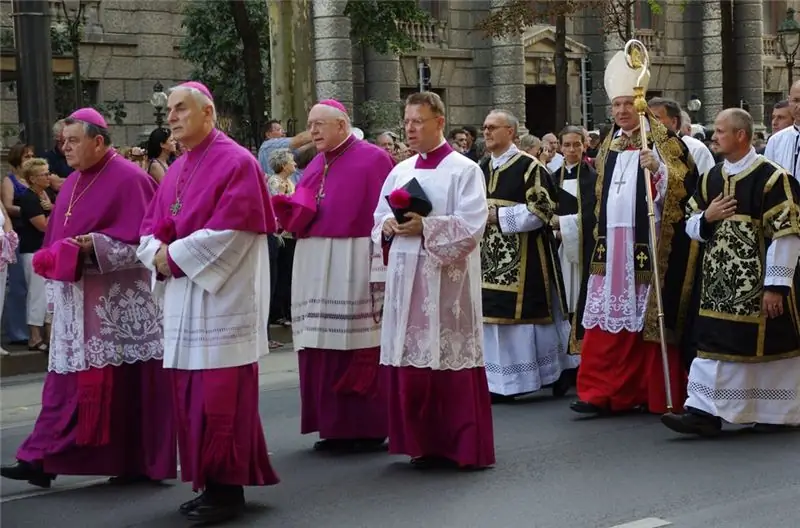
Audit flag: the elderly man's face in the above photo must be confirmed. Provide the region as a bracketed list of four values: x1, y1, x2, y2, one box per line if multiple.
[167, 90, 212, 145]
[62, 123, 105, 170]
[376, 134, 395, 154]
[307, 105, 348, 153]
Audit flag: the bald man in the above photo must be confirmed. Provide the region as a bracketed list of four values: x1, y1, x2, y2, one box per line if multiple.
[663, 108, 800, 436]
[542, 132, 563, 172]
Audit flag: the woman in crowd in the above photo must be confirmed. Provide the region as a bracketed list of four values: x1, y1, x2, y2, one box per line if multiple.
[145, 127, 176, 183]
[0, 202, 19, 355]
[268, 148, 297, 329]
[16, 159, 55, 352]
[1, 143, 35, 346]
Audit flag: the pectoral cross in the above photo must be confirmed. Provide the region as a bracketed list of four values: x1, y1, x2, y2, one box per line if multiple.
[170, 200, 182, 216]
[613, 174, 627, 194]
[636, 251, 649, 269]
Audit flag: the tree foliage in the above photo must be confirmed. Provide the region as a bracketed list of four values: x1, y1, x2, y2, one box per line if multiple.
[476, 0, 669, 42]
[179, 0, 270, 124]
[345, 0, 430, 54]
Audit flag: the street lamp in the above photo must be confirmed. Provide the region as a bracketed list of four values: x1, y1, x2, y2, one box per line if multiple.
[687, 96, 702, 113]
[778, 8, 800, 91]
[150, 81, 167, 128]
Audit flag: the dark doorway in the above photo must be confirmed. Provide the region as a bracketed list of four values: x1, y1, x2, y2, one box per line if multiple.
[525, 84, 556, 138]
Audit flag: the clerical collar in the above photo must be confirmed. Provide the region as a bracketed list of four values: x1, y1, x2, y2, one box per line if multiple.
[186, 128, 219, 160]
[615, 120, 650, 138]
[415, 140, 453, 169]
[565, 161, 579, 171]
[490, 144, 519, 169]
[326, 134, 357, 161]
[83, 149, 116, 173]
[723, 147, 757, 175]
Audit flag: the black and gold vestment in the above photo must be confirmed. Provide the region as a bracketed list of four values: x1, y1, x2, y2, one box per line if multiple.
[479, 152, 566, 324]
[569, 116, 702, 353]
[688, 157, 800, 362]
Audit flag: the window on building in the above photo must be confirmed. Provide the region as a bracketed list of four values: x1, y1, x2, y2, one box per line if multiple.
[418, 0, 445, 20]
[635, 0, 654, 30]
[54, 79, 99, 119]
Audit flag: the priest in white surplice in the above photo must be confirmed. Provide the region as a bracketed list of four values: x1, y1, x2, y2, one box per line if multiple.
[662, 108, 800, 436]
[764, 80, 800, 182]
[479, 110, 578, 402]
[373, 91, 495, 469]
[649, 97, 715, 176]
[560, 51, 699, 416]
[138, 81, 278, 524]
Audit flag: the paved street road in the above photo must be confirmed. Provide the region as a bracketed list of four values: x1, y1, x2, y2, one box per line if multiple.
[1, 384, 799, 528]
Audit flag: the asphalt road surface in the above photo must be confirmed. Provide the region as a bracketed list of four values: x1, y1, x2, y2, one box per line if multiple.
[1, 385, 798, 528]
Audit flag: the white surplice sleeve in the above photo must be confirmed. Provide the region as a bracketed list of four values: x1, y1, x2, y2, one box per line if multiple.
[137, 234, 162, 273]
[168, 229, 257, 295]
[765, 236, 800, 287]
[497, 204, 544, 234]
[560, 213, 581, 264]
[651, 146, 668, 203]
[372, 169, 398, 245]
[685, 211, 708, 242]
[422, 164, 488, 267]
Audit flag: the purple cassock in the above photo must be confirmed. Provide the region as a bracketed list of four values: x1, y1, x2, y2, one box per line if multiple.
[273, 133, 395, 444]
[15, 147, 176, 481]
[139, 129, 279, 491]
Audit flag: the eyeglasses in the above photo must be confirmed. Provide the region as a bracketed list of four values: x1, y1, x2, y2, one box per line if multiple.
[482, 125, 511, 132]
[403, 117, 437, 129]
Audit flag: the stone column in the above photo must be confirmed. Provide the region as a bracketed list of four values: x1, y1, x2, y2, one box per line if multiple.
[733, 0, 764, 127]
[312, 0, 353, 113]
[489, 0, 526, 132]
[363, 48, 401, 136]
[290, 0, 314, 123]
[700, 0, 724, 124]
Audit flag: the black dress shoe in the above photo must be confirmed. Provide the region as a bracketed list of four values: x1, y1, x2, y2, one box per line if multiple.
[569, 400, 607, 414]
[490, 393, 516, 404]
[185, 485, 245, 524]
[752, 423, 799, 433]
[661, 412, 722, 436]
[178, 492, 206, 515]
[551, 373, 572, 398]
[0, 460, 56, 488]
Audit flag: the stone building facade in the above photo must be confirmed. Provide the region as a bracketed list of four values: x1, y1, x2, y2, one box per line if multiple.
[315, 0, 799, 136]
[0, 0, 796, 151]
[1, 0, 191, 149]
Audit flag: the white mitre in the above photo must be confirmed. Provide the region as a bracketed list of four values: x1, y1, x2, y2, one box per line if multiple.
[604, 49, 651, 101]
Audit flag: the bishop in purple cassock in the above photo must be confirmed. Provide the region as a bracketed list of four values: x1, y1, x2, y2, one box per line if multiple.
[273, 99, 394, 453]
[1, 108, 176, 487]
[138, 82, 278, 524]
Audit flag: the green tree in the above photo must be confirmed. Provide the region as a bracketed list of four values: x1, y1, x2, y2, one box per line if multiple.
[345, 0, 430, 54]
[180, 0, 270, 146]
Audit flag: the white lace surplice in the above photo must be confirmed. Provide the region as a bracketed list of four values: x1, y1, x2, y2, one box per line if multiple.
[48, 233, 163, 374]
[372, 153, 488, 371]
[582, 145, 669, 334]
[138, 229, 270, 371]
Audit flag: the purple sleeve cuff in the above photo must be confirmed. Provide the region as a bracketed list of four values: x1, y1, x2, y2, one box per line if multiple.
[166, 248, 186, 278]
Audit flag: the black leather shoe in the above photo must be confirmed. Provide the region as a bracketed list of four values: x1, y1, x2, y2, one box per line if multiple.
[185, 486, 245, 523]
[0, 460, 56, 488]
[569, 400, 606, 414]
[661, 412, 722, 436]
[551, 373, 571, 398]
[178, 492, 206, 515]
[490, 393, 516, 404]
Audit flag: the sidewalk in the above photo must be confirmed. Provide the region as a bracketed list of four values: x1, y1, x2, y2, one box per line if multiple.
[0, 344, 299, 428]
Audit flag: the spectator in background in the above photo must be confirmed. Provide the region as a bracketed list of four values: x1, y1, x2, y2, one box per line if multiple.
[679, 110, 693, 137]
[43, 119, 72, 188]
[448, 128, 468, 153]
[771, 100, 793, 134]
[542, 133, 563, 173]
[1, 143, 34, 347]
[0, 202, 18, 355]
[145, 128, 176, 184]
[257, 119, 313, 186]
[267, 149, 297, 328]
[462, 125, 480, 161]
[519, 134, 542, 159]
[375, 131, 397, 156]
[16, 158, 55, 352]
